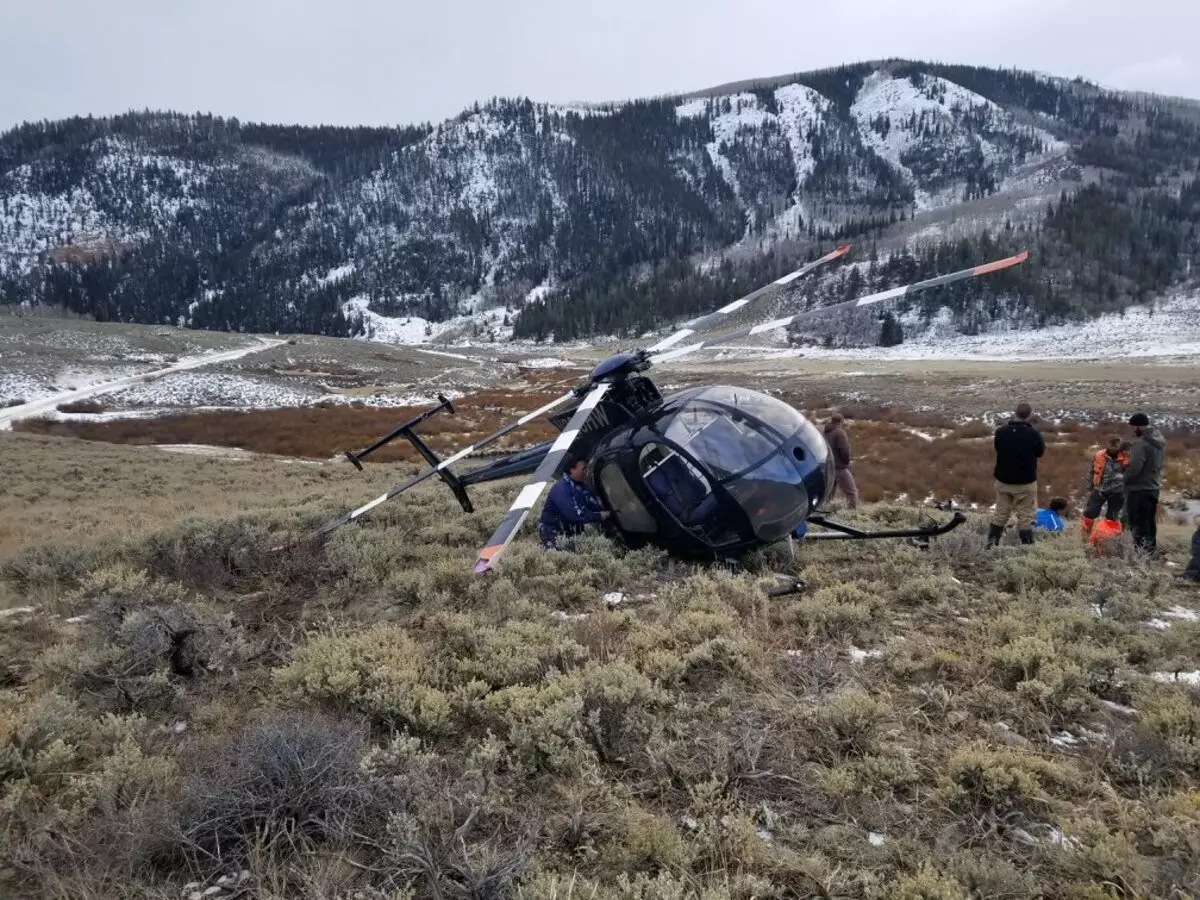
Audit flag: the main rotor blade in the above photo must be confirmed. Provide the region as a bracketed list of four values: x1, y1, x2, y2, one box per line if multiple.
[652, 250, 1030, 364]
[647, 244, 851, 353]
[473, 382, 611, 574]
[308, 387, 582, 539]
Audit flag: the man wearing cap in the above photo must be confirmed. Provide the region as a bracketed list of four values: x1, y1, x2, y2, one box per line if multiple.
[1124, 413, 1166, 555]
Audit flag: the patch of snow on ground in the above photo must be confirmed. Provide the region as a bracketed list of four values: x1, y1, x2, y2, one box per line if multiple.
[345, 297, 511, 347]
[0, 337, 283, 429]
[52, 365, 149, 392]
[0, 373, 55, 405]
[1151, 671, 1200, 686]
[97, 372, 323, 408]
[848, 646, 883, 663]
[774, 83, 828, 187]
[850, 71, 1065, 211]
[701, 291, 1200, 362]
[1145, 605, 1200, 630]
[518, 357, 578, 369]
[318, 263, 356, 285]
[904, 428, 937, 442]
[1050, 731, 1080, 748]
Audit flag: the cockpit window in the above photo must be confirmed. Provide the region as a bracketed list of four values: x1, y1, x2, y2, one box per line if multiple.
[663, 404, 777, 480]
[693, 387, 811, 440]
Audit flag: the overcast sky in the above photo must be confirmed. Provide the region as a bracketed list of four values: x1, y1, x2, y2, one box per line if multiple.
[2, 0, 1197, 131]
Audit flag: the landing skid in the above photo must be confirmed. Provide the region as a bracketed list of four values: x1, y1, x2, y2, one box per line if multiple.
[805, 510, 967, 547]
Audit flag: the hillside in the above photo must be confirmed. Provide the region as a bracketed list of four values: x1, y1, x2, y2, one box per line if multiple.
[2, 60, 1200, 344]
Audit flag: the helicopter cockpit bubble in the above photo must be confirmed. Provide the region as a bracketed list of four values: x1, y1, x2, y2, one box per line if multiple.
[658, 387, 834, 540]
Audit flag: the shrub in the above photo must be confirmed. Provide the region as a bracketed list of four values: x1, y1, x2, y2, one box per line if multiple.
[881, 864, 968, 900]
[809, 690, 892, 757]
[448, 618, 591, 689]
[784, 582, 880, 642]
[63, 596, 248, 714]
[990, 636, 1057, 689]
[2, 541, 104, 592]
[274, 625, 453, 734]
[483, 660, 664, 774]
[938, 745, 1082, 817]
[56, 399, 108, 414]
[175, 710, 374, 866]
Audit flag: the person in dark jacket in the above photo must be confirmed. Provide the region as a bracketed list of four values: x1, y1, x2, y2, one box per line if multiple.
[1182, 516, 1200, 583]
[824, 412, 858, 509]
[989, 402, 1045, 547]
[1123, 412, 1166, 555]
[538, 454, 611, 549]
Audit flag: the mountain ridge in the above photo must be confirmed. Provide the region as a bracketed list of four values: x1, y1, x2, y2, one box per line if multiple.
[1, 59, 1198, 346]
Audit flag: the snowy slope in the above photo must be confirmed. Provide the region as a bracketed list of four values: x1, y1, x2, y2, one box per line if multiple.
[703, 292, 1200, 362]
[0, 134, 318, 280]
[1, 61, 1188, 349]
[676, 85, 831, 235]
[851, 71, 1067, 210]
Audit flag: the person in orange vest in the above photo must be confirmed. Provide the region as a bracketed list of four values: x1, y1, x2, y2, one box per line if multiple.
[1081, 437, 1129, 537]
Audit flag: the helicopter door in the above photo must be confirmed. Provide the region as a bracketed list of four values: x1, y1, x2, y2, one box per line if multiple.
[638, 444, 728, 541]
[595, 462, 657, 534]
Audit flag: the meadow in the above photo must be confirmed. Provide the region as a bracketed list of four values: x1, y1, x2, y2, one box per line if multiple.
[2, 419, 1199, 899]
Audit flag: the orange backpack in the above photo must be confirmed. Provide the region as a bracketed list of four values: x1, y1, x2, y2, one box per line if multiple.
[1089, 518, 1123, 556]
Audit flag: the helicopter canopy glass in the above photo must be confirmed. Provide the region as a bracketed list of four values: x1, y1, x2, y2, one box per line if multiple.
[659, 387, 830, 542]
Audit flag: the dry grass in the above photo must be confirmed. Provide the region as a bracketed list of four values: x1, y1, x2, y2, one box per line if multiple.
[1, 429, 1199, 899]
[17, 400, 562, 463]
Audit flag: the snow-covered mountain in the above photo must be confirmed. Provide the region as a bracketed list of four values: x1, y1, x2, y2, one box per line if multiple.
[1, 60, 1197, 344]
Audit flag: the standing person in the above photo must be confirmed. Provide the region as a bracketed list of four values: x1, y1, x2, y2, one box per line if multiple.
[988, 402, 1045, 547]
[1182, 516, 1200, 583]
[1123, 413, 1166, 556]
[1081, 437, 1129, 537]
[824, 412, 859, 509]
[538, 454, 611, 550]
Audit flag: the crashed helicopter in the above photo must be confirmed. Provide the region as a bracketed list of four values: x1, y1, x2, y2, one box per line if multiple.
[312, 244, 1029, 575]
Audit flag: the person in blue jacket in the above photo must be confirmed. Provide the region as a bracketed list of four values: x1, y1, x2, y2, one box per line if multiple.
[538, 454, 611, 549]
[1034, 497, 1068, 532]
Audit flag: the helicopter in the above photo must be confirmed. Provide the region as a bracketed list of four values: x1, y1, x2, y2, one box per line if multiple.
[311, 243, 1030, 576]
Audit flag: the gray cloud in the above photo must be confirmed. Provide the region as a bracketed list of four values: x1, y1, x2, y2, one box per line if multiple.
[2, 0, 1197, 131]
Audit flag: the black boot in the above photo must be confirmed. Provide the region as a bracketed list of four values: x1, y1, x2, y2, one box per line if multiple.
[1019, 529, 1034, 545]
[986, 525, 1004, 548]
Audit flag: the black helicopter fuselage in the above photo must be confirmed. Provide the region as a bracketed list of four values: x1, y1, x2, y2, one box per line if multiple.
[455, 358, 837, 560]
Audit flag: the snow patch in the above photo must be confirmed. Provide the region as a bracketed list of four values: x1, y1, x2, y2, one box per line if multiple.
[0, 338, 284, 429]
[700, 291, 1200, 362]
[848, 646, 883, 663]
[1151, 670, 1200, 686]
[345, 296, 511, 346]
[518, 357, 577, 369]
